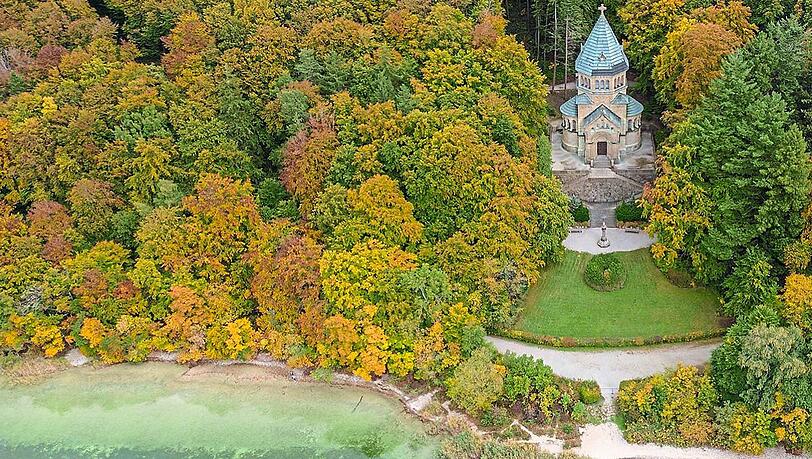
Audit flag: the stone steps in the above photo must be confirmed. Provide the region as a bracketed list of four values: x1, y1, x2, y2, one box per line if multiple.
[592, 155, 611, 169]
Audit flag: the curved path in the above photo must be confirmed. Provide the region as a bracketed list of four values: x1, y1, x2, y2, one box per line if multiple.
[486, 336, 720, 398]
[563, 228, 655, 255]
[487, 336, 800, 459]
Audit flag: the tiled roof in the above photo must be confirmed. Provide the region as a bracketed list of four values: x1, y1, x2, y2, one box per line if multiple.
[560, 94, 593, 116]
[627, 98, 644, 116]
[584, 105, 622, 127]
[575, 10, 629, 76]
[611, 93, 644, 116]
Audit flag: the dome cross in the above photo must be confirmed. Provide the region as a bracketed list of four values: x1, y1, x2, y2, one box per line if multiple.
[598, 4, 607, 15]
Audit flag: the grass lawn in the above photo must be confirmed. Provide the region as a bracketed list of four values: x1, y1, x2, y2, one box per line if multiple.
[513, 249, 723, 340]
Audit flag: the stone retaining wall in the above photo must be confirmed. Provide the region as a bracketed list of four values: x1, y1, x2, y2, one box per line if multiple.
[557, 174, 643, 203]
[552, 169, 590, 187]
[614, 168, 656, 186]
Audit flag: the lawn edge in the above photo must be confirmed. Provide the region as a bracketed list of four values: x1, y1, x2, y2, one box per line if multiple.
[494, 327, 728, 349]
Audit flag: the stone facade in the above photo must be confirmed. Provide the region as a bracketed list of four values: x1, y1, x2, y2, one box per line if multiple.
[559, 5, 644, 166]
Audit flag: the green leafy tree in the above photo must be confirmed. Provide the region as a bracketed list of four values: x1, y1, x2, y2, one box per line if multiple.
[446, 347, 506, 416]
[738, 323, 809, 410]
[673, 53, 811, 285]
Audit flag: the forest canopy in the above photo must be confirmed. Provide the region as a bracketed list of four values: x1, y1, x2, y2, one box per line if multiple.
[0, 0, 572, 381]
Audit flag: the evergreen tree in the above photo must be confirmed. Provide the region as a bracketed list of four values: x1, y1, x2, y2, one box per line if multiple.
[294, 49, 324, 86]
[742, 18, 812, 143]
[675, 53, 811, 284]
[743, 0, 797, 26]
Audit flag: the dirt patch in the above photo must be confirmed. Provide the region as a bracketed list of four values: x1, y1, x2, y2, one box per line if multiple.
[2, 356, 68, 385]
[180, 362, 290, 384]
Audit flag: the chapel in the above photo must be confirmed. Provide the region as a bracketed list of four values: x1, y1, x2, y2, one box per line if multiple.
[559, 4, 644, 167]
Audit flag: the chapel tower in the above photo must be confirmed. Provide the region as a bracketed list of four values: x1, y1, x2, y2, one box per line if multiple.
[559, 4, 643, 167]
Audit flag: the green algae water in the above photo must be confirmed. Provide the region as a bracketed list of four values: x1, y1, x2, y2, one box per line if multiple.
[0, 362, 438, 458]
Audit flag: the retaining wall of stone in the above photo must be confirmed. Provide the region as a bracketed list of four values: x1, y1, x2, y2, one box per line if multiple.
[614, 169, 656, 186]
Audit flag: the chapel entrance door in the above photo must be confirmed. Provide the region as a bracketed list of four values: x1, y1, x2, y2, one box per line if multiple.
[597, 141, 608, 156]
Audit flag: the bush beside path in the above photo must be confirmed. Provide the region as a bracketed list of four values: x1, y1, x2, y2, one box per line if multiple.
[486, 335, 721, 401]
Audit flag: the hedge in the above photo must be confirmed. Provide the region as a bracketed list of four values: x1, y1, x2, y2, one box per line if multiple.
[572, 204, 589, 223]
[494, 327, 728, 349]
[615, 200, 645, 223]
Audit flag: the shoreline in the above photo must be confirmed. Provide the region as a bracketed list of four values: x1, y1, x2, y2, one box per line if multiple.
[64, 349, 441, 421]
[43, 350, 803, 459]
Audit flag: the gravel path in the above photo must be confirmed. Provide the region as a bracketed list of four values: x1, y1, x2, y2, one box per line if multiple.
[487, 336, 799, 458]
[574, 423, 797, 459]
[563, 228, 655, 254]
[486, 336, 720, 398]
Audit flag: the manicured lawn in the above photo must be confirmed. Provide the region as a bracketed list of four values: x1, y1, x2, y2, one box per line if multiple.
[514, 249, 723, 340]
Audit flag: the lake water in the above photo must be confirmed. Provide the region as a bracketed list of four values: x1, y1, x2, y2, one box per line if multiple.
[0, 362, 438, 458]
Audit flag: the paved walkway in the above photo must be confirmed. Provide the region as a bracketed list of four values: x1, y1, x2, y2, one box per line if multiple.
[486, 336, 720, 399]
[550, 120, 656, 174]
[564, 228, 654, 254]
[585, 202, 618, 227]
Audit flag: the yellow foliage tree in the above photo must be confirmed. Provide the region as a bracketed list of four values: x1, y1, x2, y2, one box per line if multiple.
[781, 273, 812, 333]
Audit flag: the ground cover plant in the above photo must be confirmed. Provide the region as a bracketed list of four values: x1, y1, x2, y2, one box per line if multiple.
[512, 250, 721, 341]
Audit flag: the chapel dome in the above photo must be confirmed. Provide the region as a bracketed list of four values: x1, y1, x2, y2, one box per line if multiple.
[575, 6, 629, 77]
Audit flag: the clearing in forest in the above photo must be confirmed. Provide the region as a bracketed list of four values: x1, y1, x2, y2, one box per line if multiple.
[513, 249, 723, 342]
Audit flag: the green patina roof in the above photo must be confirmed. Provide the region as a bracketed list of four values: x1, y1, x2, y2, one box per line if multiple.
[575, 8, 629, 77]
[560, 94, 593, 116]
[584, 105, 622, 127]
[611, 93, 644, 116]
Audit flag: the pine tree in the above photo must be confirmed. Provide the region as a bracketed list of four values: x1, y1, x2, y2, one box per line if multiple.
[294, 49, 324, 85]
[676, 53, 811, 283]
[743, 18, 812, 131]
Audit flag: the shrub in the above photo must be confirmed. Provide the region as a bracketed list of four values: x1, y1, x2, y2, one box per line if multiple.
[584, 254, 626, 291]
[572, 204, 589, 224]
[615, 200, 644, 222]
[494, 328, 728, 349]
[617, 366, 718, 447]
[480, 406, 511, 428]
[499, 423, 529, 440]
[502, 352, 554, 403]
[577, 380, 602, 405]
[715, 402, 777, 455]
[568, 198, 590, 224]
[571, 402, 589, 424]
[446, 347, 506, 416]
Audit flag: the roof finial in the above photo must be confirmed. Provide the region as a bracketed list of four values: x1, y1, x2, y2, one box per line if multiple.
[598, 3, 607, 15]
